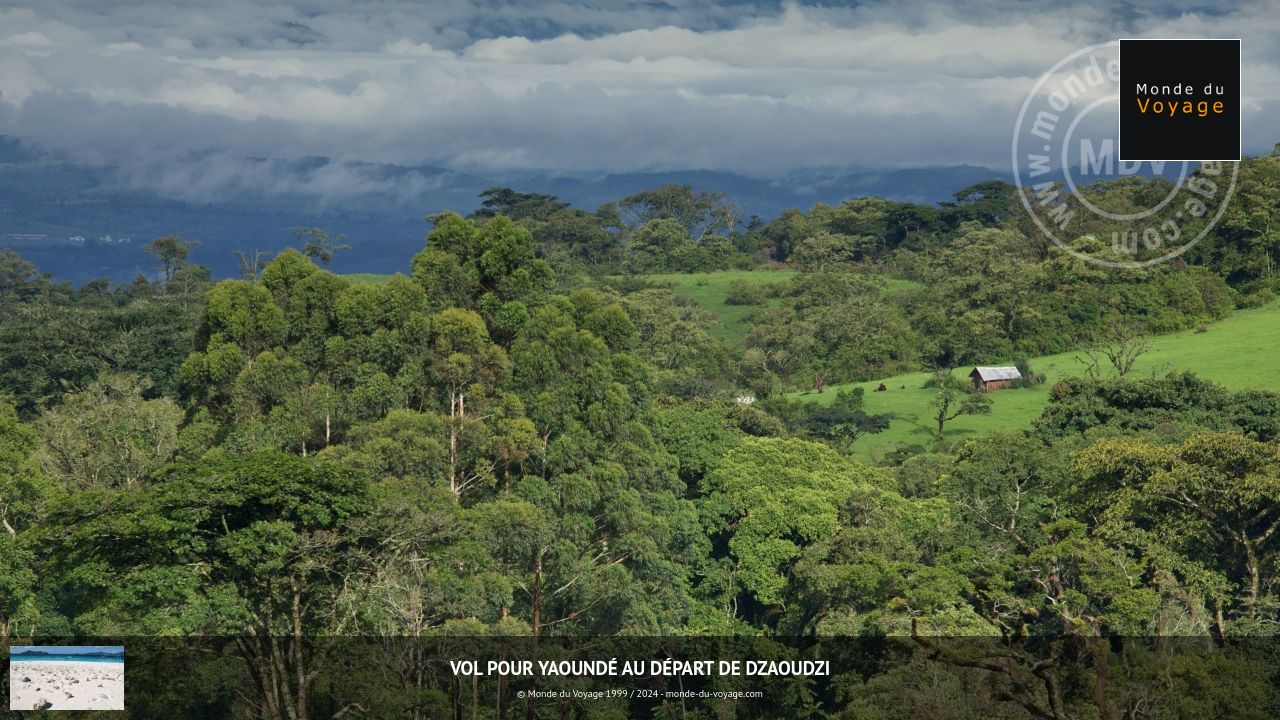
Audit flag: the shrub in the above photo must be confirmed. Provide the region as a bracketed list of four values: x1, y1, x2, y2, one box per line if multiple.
[1013, 356, 1045, 387]
[725, 280, 768, 306]
[1238, 288, 1276, 309]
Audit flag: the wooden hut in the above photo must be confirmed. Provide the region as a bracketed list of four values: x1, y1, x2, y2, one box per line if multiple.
[969, 366, 1022, 392]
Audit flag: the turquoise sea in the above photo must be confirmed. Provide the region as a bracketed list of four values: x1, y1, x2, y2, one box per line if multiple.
[11, 654, 124, 664]
[10, 646, 124, 664]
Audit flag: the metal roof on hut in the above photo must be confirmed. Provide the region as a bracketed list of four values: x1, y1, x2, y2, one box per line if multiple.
[970, 366, 1022, 382]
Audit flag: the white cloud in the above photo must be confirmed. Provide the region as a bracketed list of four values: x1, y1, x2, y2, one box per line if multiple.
[0, 0, 1276, 196]
[0, 50, 51, 104]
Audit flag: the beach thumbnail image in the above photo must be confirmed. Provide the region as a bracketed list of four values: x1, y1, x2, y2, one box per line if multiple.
[9, 646, 124, 711]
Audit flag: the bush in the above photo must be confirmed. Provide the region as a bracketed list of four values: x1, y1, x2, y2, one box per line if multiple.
[920, 371, 969, 390]
[1238, 288, 1276, 309]
[725, 280, 768, 306]
[1014, 356, 1045, 387]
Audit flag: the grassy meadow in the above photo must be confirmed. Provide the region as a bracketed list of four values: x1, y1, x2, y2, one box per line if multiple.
[792, 300, 1280, 462]
[638, 269, 918, 344]
[638, 270, 795, 343]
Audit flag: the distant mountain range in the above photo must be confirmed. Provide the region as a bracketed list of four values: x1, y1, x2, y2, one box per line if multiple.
[0, 135, 1007, 283]
[11, 649, 124, 658]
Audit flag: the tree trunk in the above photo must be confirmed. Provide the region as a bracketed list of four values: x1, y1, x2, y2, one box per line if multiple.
[1088, 638, 1117, 720]
[531, 552, 543, 639]
[1211, 602, 1226, 645]
[291, 582, 308, 720]
[448, 391, 465, 498]
[453, 673, 464, 720]
[1242, 532, 1261, 611]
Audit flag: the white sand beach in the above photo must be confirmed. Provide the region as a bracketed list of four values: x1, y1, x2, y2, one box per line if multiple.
[9, 661, 125, 711]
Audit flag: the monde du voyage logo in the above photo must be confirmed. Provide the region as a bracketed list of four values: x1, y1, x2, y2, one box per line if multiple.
[1013, 39, 1241, 268]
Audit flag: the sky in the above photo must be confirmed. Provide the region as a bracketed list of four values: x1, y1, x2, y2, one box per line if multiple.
[1, 0, 1278, 199]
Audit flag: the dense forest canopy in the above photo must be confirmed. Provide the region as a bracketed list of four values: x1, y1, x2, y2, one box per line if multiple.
[3, 151, 1280, 718]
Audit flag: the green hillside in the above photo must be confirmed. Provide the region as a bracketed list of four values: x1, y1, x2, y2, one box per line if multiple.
[793, 300, 1280, 463]
[639, 270, 919, 344]
[638, 270, 795, 343]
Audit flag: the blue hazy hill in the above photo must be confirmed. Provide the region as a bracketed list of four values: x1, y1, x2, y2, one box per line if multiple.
[0, 137, 1006, 283]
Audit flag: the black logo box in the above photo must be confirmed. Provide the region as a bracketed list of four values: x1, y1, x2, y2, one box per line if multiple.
[1119, 38, 1241, 161]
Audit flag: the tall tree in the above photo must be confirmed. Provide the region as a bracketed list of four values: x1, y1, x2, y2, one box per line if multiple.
[932, 369, 992, 440]
[291, 227, 351, 267]
[615, 184, 738, 238]
[0, 397, 51, 538]
[429, 308, 511, 499]
[144, 235, 198, 282]
[1077, 432, 1280, 631]
[470, 187, 568, 222]
[413, 213, 553, 313]
[46, 452, 376, 720]
[36, 374, 183, 489]
[0, 249, 45, 307]
[201, 279, 288, 363]
[701, 437, 894, 611]
[1092, 314, 1153, 378]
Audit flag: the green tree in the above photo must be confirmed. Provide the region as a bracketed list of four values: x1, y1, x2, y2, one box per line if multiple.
[320, 410, 446, 483]
[47, 452, 375, 720]
[939, 181, 1017, 227]
[796, 388, 892, 452]
[1088, 313, 1153, 378]
[534, 207, 617, 266]
[783, 484, 972, 636]
[931, 370, 992, 440]
[616, 183, 738, 239]
[1036, 372, 1280, 442]
[0, 286, 200, 419]
[0, 249, 45, 307]
[470, 187, 568, 222]
[927, 432, 1165, 720]
[701, 437, 894, 610]
[144, 235, 198, 282]
[791, 230, 864, 270]
[291, 226, 351, 266]
[618, 288, 734, 397]
[202, 279, 287, 362]
[498, 301, 704, 636]
[1200, 152, 1280, 283]
[1077, 432, 1280, 632]
[0, 397, 51, 536]
[36, 374, 183, 489]
[413, 213, 553, 313]
[0, 531, 38, 641]
[0, 398, 51, 642]
[430, 308, 512, 499]
[626, 218, 694, 273]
